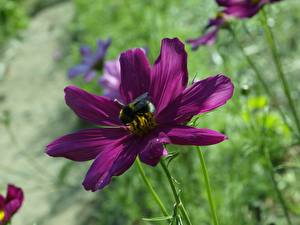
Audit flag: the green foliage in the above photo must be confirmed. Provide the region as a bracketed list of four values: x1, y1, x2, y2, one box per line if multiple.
[0, 0, 28, 47]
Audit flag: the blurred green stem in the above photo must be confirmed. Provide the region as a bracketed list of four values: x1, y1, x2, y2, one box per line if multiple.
[263, 147, 292, 225]
[197, 147, 219, 225]
[260, 113, 292, 225]
[260, 9, 300, 139]
[160, 159, 193, 225]
[136, 158, 170, 221]
[229, 26, 292, 134]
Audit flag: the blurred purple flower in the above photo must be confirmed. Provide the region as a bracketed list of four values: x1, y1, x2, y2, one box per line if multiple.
[68, 38, 111, 82]
[0, 185, 24, 225]
[98, 57, 121, 101]
[216, 0, 281, 18]
[187, 0, 281, 50]
[187, 14, 227, 50]
[46, 38, 234, 192]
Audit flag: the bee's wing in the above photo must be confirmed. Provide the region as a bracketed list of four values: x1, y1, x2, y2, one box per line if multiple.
[131, 92, 150, 104]
[130, 92, 150, 112]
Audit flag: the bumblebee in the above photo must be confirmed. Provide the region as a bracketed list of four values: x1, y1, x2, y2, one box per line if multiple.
[119, 92, 155, 125]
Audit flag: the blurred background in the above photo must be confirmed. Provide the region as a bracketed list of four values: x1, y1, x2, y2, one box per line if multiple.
[0, 0, 299, 224]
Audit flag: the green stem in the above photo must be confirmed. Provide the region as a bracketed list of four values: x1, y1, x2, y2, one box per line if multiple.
[197, 147, 219, 225]
[160, 159, 193, 225]
[229, 27, 293, 134]
[260, 9, 300, 138]
[135, 158, 170, 221]
[263, 147, 293, 225]
[259, 112, 293, 225]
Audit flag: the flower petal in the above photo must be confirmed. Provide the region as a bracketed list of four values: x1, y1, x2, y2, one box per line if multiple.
[97, 38, 112, 55]
[64, 85, 122, 126]
[6, 185, 23, 203]
[223, 4, 261, 18]
[82, 147, 121, 191]
[216, 0, 246, 6]
[157, 74, 234, 124]
[119, 48, 151, 104]
[94, 38, 111, 62]
[103, 59, 121, 81]
[0, 195, 4, 208]
[160, 125, 227, 146]
[83, 70, 96, 82]
[207, 16, 226, 28]
[139, 141, 167, 167]
[82, 137, 140, 191]
[68, 64, 89, 79]
[4, 199, 22, 218]
[99, 58, 122, 101]
[150, 38, 188, 114]
[187, 28, 220, 50]
[46, 128, 128, 161]
[3, 185, 24, 222]
[80, 45, 92, 57]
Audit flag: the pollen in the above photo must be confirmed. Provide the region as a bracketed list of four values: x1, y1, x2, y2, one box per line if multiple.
[0, 210, 5, 222]
[128, 112, 156, 136]
[251, 0, 260, 4]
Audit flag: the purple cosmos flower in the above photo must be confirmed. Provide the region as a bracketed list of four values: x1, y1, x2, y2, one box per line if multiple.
[216, 0, 281, 18]
[68, 38, 111, 82]
[187, 14, 227, 50]
[0, 185, 24, 225]
[46, 38, 234, 192]
[98, 57, 121, 101]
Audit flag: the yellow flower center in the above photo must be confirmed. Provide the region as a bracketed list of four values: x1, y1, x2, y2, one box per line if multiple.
[251, 0, 261, 4]
[0, 210, 5, 222]
[128, 112, 156, 136]
[216, 12, 224, 18]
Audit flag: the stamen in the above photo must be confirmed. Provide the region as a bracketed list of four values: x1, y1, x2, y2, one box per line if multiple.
[251, 0, 260, 4]
[128, 112, 156, 136]
[0, 210, 5, 222]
